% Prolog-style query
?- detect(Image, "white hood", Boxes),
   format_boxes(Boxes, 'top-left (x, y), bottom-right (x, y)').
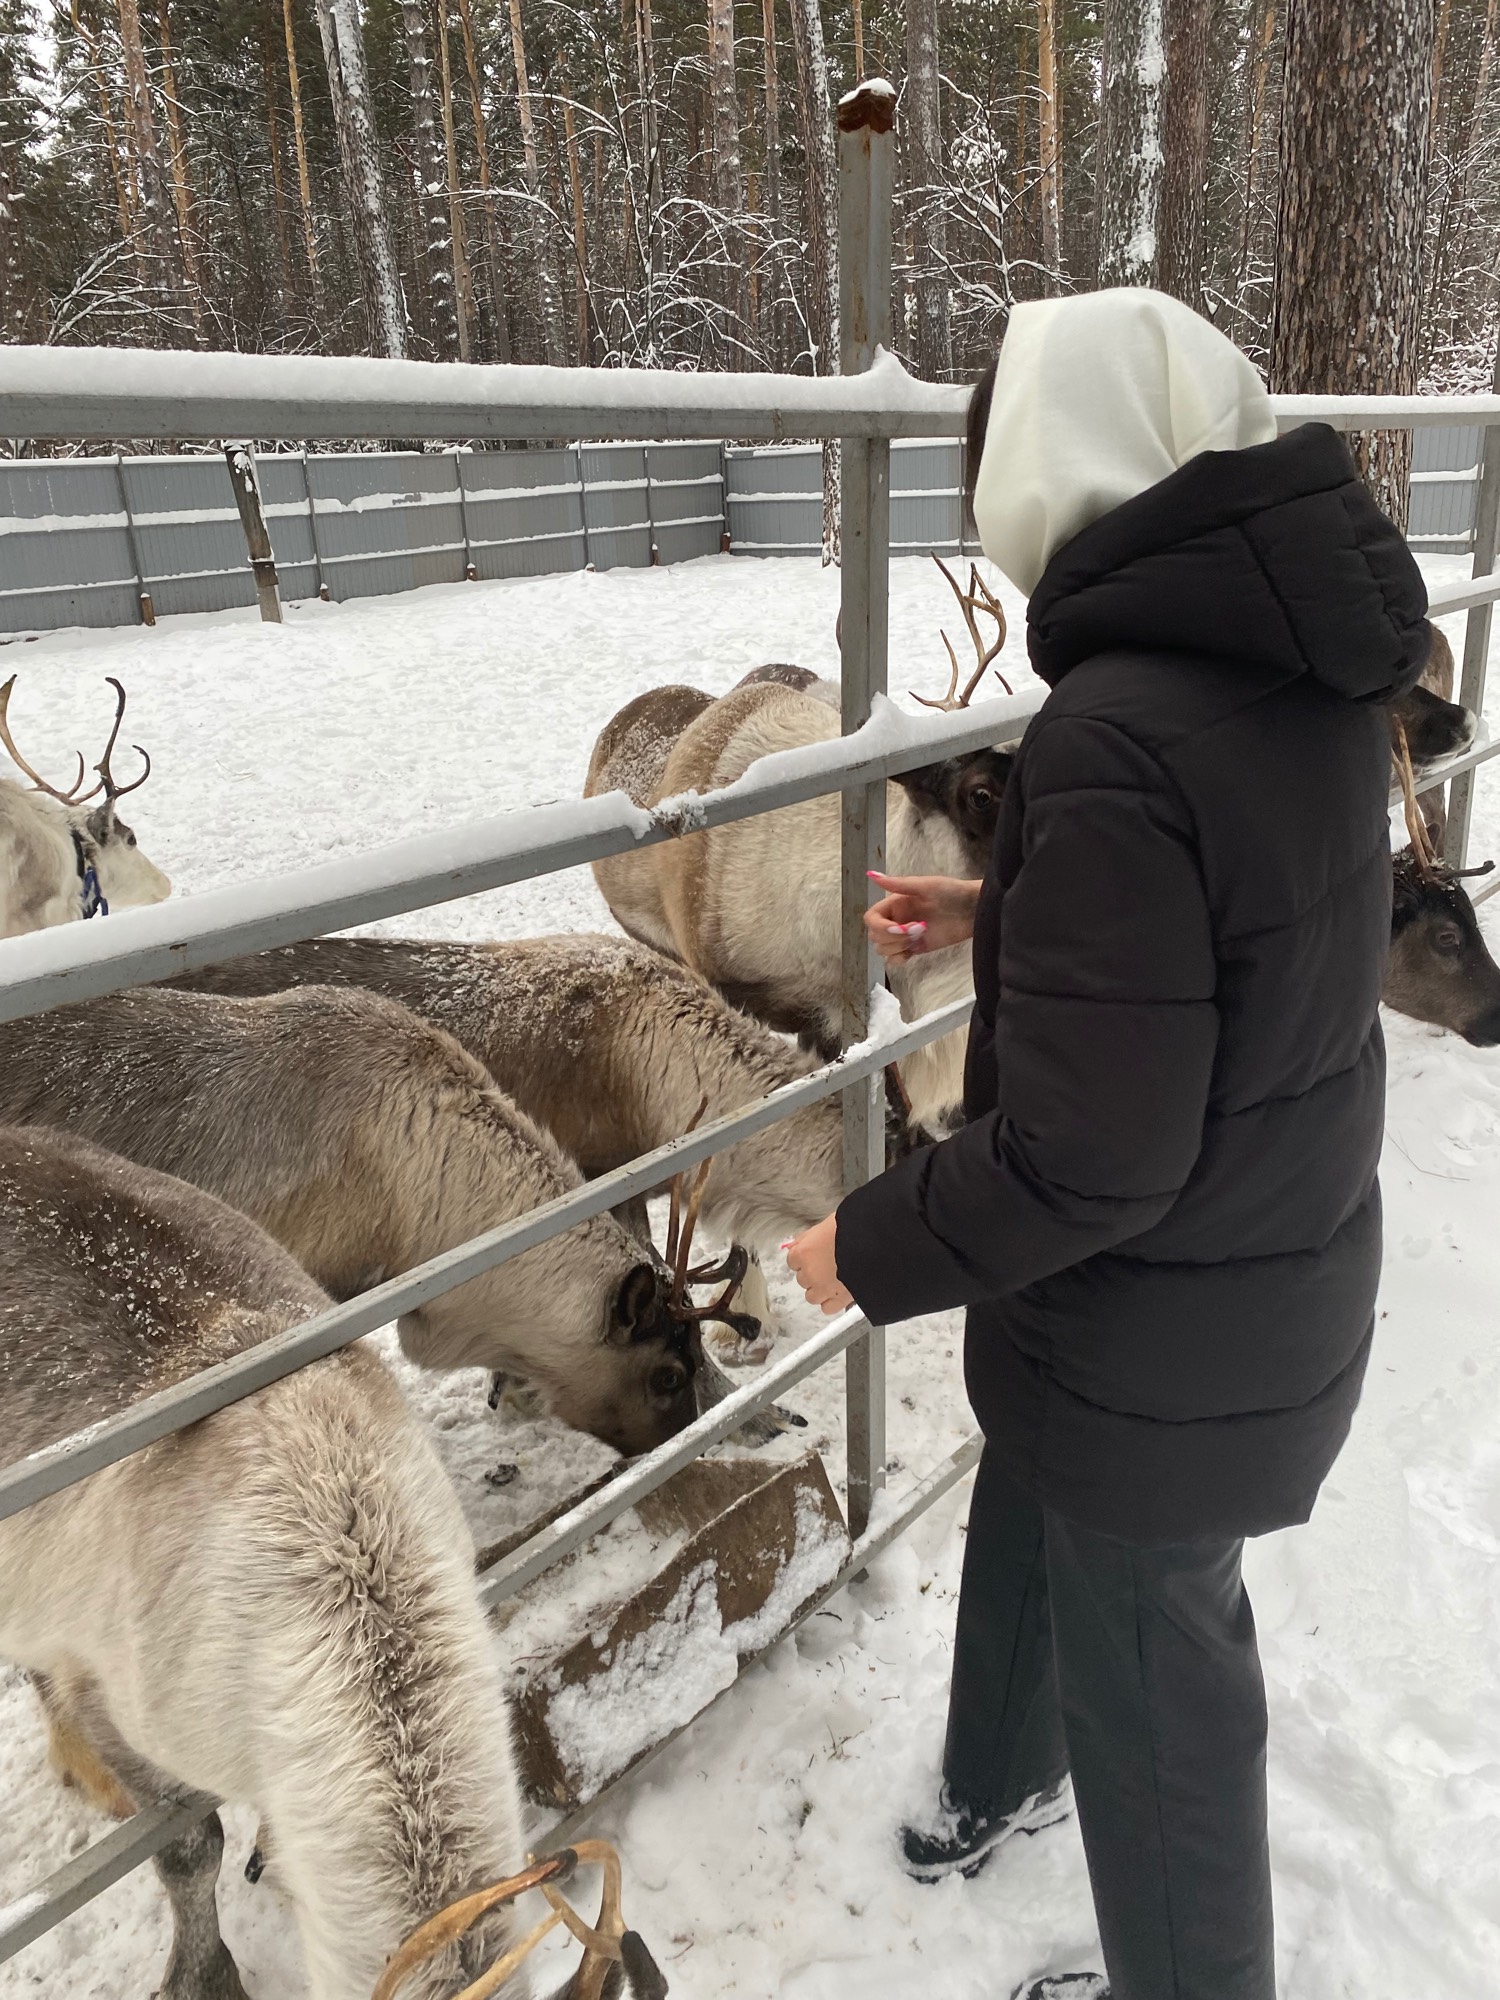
top-left (970, 288), bottom-right (1278, 596)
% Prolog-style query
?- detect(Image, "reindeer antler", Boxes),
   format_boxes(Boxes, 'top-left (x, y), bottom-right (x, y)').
top-left (1392, 718), bottom-right (1496, 885)
top-left (663, 1098), bottom-right (759, 1341)
top-left (0, 676), bottom-right (92, 803)
top-left (90, 677), bottom-right (152, 803)
top-left (913, 556), bottom-right (1013, 710)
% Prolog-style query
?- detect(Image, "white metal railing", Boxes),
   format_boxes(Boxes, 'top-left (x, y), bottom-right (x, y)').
top-left (5, 97), bottom-right (1500, 1975)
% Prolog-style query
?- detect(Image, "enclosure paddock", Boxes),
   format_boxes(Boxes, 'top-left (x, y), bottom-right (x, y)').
top-left (4, 94), bottom-right (1500, 1996)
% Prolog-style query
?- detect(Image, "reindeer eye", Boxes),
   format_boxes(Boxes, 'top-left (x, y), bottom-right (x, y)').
top-left (125, 831), bottom-right (137, 848)
top-left (969, 787), bottom-right (993, 811)
top-left (649, 1364), bottom-right (687, 1400)
top-left (1434, 926), bottom-right (1464, 956)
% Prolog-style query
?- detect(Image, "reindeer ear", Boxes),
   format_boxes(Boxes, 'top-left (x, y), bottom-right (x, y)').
top-left (608, 1262), bottom-right (668, 1344)
top-left (84, 801), bottom-right (116, 842)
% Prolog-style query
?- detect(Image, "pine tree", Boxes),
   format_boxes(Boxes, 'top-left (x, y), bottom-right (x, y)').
top-left (1271, 0), bottom-right (1433, 525)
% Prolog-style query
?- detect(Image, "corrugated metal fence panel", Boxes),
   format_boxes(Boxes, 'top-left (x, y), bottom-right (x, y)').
top-left (258, 455), bottom-right (321, 600)
top-left (1409, 423), bottom-right (1480, 549)
top-left (123, 455), bottom-right (255, 618)
top-left (725, 440), bottom-right (965, 556)
top-left (461, 447), bottom-right (587, 581)
top-left (725, 442), bottom-right (823, 554)
top-left (0, 458), bottom-right (142, 632)
top-left (308, 453), bottom-right (467, 601)
top-left (890, 440), bottom-right (963, 555)
top-left (647, 441), bottom-right (725, 566)
top-left (579, 442), bottom-right (652, 570)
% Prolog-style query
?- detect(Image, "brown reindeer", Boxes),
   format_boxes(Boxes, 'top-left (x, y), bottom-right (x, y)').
top-left (0, 676), bottom-right (170, 937)
top-left (1392, 625), bottom-right (1477, 846)
top-left (0, 984), bottom-right (708, 1455)
top-left (169, 931), bottom-right (845, 1354)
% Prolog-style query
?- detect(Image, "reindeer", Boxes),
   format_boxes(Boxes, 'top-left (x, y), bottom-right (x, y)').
top-left (0, 675), bottom-right (170, 938)
top-left (1392, 624), bottom-right (1477, 847)
top-left (1385, 723), bottom-right (1500, 1045)
top-left (0, 1123), bottom-right (538, 2000)
top-left (587, 558), bottom-right (1016, 1135)
top-left (0, 983), bottom-right (719, 1455)
top-left (168, 931), bottom-right (846, 1354)
top-left (2, 1127), bottom-right (667, 2000)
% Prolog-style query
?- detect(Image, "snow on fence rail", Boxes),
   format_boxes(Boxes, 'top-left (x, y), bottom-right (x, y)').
top-left (7, 110), bottom-right (1500, 1974)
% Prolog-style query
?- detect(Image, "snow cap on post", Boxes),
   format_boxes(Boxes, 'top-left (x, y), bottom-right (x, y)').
top-left (838, 78), bottom-right (897, 134)
top-left (971, 287), bottom-right (1277, 595)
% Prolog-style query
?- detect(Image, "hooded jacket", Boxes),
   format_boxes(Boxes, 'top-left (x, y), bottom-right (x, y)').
top-left (836, 328), bottom-right (1428, 1543)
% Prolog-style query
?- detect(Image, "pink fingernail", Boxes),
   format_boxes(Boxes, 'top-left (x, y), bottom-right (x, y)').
top-left (780, 1239), bottom-right (795, 1250)
top-left (903, 922), bottom-right (927, 936)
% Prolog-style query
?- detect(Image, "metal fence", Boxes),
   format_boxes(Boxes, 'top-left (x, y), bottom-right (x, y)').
top-left (0, 441), bottom-right (727, 633)
top-left (4, 91), bottom-right (1500, 1977)
top-left (1, 426), bottom-right (1481, 635)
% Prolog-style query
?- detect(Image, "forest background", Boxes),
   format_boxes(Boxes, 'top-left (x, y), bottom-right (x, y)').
top-left (0, 1), bottom-right (1489, 523)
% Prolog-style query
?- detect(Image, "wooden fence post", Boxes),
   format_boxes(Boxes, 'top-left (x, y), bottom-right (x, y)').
top-left (837, 78), bottom-right (894, 1541)
top-left (224, 441), bottom-right (283, 624)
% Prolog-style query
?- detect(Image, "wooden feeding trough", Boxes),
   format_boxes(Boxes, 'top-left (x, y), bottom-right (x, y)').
top-left (492, 1451), bottom-right (851, 1813)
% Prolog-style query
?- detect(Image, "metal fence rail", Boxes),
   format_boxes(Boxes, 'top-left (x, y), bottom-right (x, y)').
top-left (6, 91), bottom-right (1500, 1976)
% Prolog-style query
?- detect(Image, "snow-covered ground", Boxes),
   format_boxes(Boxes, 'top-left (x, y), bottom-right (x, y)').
top-left (2, 553), bottom-right (1499, 1998)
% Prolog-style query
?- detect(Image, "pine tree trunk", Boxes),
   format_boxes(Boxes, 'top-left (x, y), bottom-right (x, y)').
top-left (282, 0), bottom-right (324, 308)
top-left (1156, 0), bottom-right (1209, 303)
top-left (760, 0), bottom-right (784, 365)
top-left (706, 0), bottom-right (747, 350)
top-left (905, 0), bottom-right (952, 378)
top-left (72, 2), bottom-right (136, 249)
top-left (401, 0), bottom-right (459, 358)
top-left (1235, 0), bottom-right (1277, 291)
top-left (314, 0), bottom-right (408, 357)
top-left (155, 0), bottom-right (203, 323)
top-left (787, 0), bottom-right (839, 559)
top-left (1271, 0), bottom-right (1433, 528)
top-left (436, 1), bottom-right (475, 361)
top-left (115, 0), bottom-right (192, 335)
top-left (262, 37), bottom-right (298, 301)
top-left (561, 89), bottom-right (592, 361)
top-left (1098, 0), bottom-right (1164, 285)
top-left (1035, 0), bottom-right (1063, 285)
top-left (506, 0), bottom-right (569, 364)
top-left (454, 0), bottom-right (510, 362)
top-left (634, 0), bottom-right (664, 290)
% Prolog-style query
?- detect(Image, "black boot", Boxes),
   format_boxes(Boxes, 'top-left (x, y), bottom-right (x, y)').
top-left (1011, 1978), bottom-right (1109, 2000)
top-left (899, 1775), bottom-right (1071, 1883)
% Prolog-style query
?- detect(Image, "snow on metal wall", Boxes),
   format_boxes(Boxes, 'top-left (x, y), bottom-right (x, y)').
top-left (0, 441), bottom-right (726, 633)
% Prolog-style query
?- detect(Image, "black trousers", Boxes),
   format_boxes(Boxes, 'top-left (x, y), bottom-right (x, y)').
top-left (944, 1448), bottom-right (1276, 2000)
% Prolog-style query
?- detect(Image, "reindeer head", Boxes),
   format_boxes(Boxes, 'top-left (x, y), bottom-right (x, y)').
top-left (0, 676), bottom-right (171, 915)
top-left (1386, 721), bottom-right (1500, 1045)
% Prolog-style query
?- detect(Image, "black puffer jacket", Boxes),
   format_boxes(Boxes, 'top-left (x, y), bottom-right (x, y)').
top-left (836, 423), bottom-right (1429, 1544)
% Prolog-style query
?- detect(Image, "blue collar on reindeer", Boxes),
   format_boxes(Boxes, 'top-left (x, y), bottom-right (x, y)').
top-left (70, 828), bottom-right (108, 920)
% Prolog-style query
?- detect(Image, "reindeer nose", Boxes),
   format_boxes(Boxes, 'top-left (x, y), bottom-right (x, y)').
top-left (1463, 1007), bottom-right (1500, 1048)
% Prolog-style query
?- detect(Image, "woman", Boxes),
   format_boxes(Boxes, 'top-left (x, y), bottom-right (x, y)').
top-left (787, 289), bottom-right (1429, 2000)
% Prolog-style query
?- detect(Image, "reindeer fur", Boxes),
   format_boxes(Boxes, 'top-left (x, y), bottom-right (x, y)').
top-left (0, 1125), bottom-right (530, 2000)
top-left (169, 932), bottom-right (846, 1356)
top-left (645, 681), bottom-right (1010, 1133)
top-left (0, 778), bottom-right (170, 938)
top-left (0, 985), bottom-right (699, 1454)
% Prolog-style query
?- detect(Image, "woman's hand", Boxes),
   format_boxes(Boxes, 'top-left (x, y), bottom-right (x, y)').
top-left (784, 1215), bottom-right (854, 1316)
top-left (864, 871), bottom-right (984, 964)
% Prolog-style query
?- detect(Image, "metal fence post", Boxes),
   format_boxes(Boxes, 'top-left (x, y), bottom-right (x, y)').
top-left (223, 441), bottom-right (283, 624)
top-left (454, 449), bottom-right (477, 580)
top-left (301, 448), bottom-right (330, 601)
top-left (114, 455), bottom-right (155, 626)
top-left (837, 80), bottom-right (894, 1540)
top-left (1446, 382), bottom-right (1500, 868)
